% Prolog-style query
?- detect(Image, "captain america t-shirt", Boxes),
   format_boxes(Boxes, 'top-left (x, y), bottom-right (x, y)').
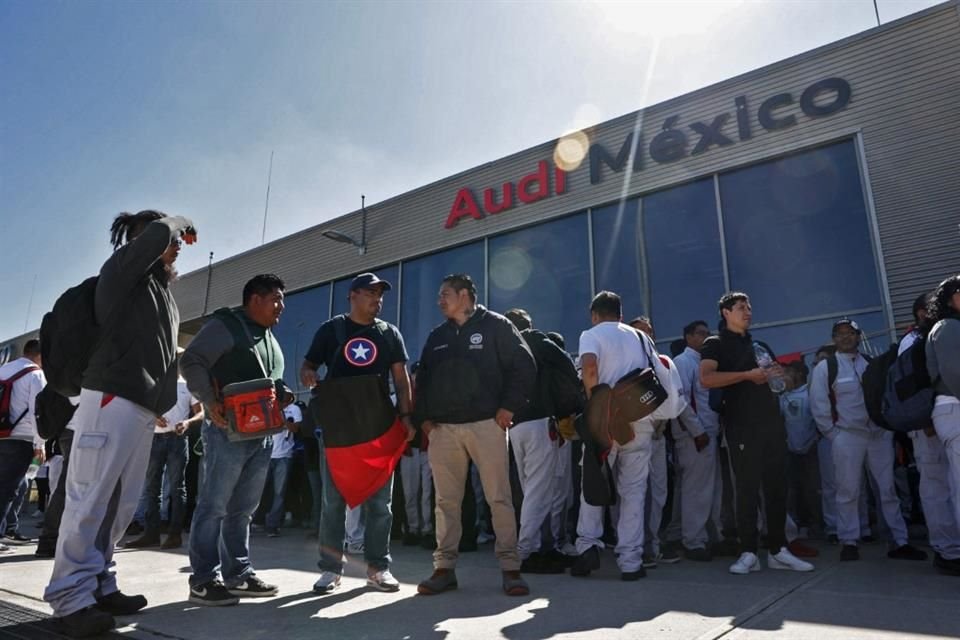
top-left (305, 315), bottom-right (408, 380)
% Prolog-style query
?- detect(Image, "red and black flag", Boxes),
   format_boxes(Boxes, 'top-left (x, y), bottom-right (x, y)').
top-left (309, 374), bottom-right (407, 508)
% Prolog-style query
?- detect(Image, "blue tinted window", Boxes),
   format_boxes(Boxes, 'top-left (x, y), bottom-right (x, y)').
top-left (401, 243), bottom-right (485, 364)
top-left (749, 311), bottom-right (888, 362)
top-left (719, 140), bottom-right (881, 322)
top-left (488, 213), bottom-right (591, 348)
top-left (643, 178), bottom-right (726, 338)
top-left (331, 265), bottom-right (400, 325)
top-left (271, 283), bottom-right (330, 399)
top-left (592, 198), bottom-right (645, 321)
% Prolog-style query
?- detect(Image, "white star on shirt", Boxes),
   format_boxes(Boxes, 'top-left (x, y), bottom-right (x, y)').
top-left (351, 343), bottom-right (370, 360)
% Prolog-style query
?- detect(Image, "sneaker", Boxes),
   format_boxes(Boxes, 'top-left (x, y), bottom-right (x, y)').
top-left (476, 531), bottom-right (495, 545)
top-left (265, 527), bottom-right (280, 538)
top-left (124, 534), bottom-right (161, 549)
top-left (560, 542), bottom-right (579, 557)
top-left (840, 545), bottom-right (860, 561)
top-left (729, 551), bottom-right (761, 575)
top-left (769, 547), bottom-right (814, 572)
top-left (53, 605), bottom-right (115, 637)
top-left (313, 572), bottom-right (342, 594)
top-left (160, 534), bottom-right (182, 550)
top-left (228, 575), bottom-right (278, 597)
top-left (502, 570), bottom-right (529, 596)
top-left (641, 553), bottom-right (657, 569)
top-left (0, 541), bottom-right (11, 553)
top-left (4, 532), bottom-right (34, 544)
top-left (570, 546), bottom-right (601, 577)
top-left (95, 591), bottom-right (147, 616)
top-left (887, 544), bottom-right (928, 561)
top-left (189, 581), bottom-right (239, 607)
top-left (934, 552), bottom-right (960, 576)
top-left (658, 547), bottom-right (681, 564)
top-left (417, 568), bottom-right (458, 595)
top-left (621, 568), bottom-right (647, 581)
top-left (521, 552), bottom-right (565, 574)
top-left (367, 568), bottom-right (400, 592)
top-left (684, 546), bottom-right (713, 562)
top-left (346, 541), bottom-right (365, 555)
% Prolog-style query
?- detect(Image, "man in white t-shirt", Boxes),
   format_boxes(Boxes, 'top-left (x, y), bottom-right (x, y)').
top-left (571, 291), bottom-right (662, 581)
top-left (127, 374), bottom-right (203, 550)
top-left (265, 403), bottom-right (302, 537)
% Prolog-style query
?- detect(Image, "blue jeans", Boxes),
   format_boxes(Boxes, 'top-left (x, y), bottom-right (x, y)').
top-left (0, 440), bottom-right (33, 532)
top-left (142, 433), bottom-right (189, 536)
top-left (188, 423), bottom-right (272, 588)
top-left (317, 445), bottom-right (393, 573)
top-left (265, 457), bottom-right (292, 529)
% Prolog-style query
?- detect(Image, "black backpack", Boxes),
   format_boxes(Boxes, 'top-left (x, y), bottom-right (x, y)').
top-left (525, 329), bottom-right (584, 418)
top-left (39, 276), bottom-right (100, 397)
top-left (34, 385), bottom-right (78, 441)
top-left (881, 336), bottom-right (934, 432)
top-left (857, 347), bottom-right (897, 430)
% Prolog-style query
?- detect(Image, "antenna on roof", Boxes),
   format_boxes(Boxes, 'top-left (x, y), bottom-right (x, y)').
top-left (261, 150), bottom-right (274, 245)
top-left (872, 0), bottom-right (880, 26)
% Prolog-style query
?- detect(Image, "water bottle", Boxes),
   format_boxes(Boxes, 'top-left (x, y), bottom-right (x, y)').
top-left (24, 457), bottom-right (41, 481)
top-left (753, 343), bottom-right (786, 394)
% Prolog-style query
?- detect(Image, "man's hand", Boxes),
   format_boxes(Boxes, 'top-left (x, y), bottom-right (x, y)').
top-left (495, 408), bottom-right (514, 430)
top-left (156, 416), bottom-right (169, 429)
top-left (33, 448), bottom-right (45, 464)
top-left (207, 401), bottom-right (229, 429)
top-left (693, 433), bottom-right (710, 452)
top-left (401, 416), bottom-right (416, 443)
top-left (763, 363), bottom-right (784, 382)
top-left (174, 421), bottom-right (187, 436)
top-left (300, 363), bottom-right (318, 389)
top-left (422, 420), bottom-right (436, 436)
top-left (286, 420), bottom-right (300, 434)
top-left (746, 368), bottom-right (768, 385)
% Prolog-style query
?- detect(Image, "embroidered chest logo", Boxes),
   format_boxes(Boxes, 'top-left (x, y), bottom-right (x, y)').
top-left (469, 333), bottom-right (484, 350)
top-left (344, 337), bottom-right (379, 367)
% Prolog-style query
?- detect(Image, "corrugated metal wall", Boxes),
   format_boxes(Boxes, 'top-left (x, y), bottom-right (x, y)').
top-left (167, 2), bottom-right (960, 329)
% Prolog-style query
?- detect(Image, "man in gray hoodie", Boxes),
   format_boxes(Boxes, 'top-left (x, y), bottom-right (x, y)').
top-left (44, 211), bottom-right (196, 638)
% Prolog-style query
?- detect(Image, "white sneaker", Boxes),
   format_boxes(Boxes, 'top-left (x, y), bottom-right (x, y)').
top-left (560, 542), bottom-right (579, 557)
top-left (769, 547), bottom-right (815, 572)
top-left (0, 542), bottom-right (10, 553)
top-left (346, 541), bottom-right (365, 555)
top-left (313, 572), bottom-right (342, 594)
top-left (729, 551), bottom-right (761, 575)
top-left (367, 568), bottom-right (400, 592)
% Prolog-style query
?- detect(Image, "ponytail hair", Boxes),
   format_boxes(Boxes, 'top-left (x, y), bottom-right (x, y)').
top-left (110, 210), bottom-right (166, 250)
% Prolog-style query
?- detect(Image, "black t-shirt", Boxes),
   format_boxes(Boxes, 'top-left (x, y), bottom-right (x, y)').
top-left (304, 315), bottom-right (408, 381)
top-left (700, 329), bottom-right (781, 426)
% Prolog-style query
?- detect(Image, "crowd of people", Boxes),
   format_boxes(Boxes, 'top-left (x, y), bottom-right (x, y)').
top-left (2, 209), bottom-right (959, 638)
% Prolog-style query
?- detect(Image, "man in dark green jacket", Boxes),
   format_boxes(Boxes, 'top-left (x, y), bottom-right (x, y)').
top-left (182, 274), bottom-right (291, 606)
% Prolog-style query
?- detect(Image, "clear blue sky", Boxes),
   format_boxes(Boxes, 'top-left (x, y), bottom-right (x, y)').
top-left (0, 0), bottom-right (942, 341)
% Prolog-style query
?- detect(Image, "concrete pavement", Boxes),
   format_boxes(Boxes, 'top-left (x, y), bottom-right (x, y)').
top-left (1, 530), bottom-right (958, 639)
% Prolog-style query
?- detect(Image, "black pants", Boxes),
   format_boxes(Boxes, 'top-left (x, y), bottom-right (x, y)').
top-left (725, 422), bottom-right (788, 553)
top-left (37, 430), bottom-right (74, 554)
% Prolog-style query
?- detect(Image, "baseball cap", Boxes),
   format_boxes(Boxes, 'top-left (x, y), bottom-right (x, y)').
top-left (832, 318), bottom-right (861, 333)
top-left (350, 272), bottom-right (392, 292)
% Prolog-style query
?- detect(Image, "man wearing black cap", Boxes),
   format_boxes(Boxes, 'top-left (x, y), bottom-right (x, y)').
top-left (809, 318), bottom-right (926, 562)
top-left (300, 272), bottom-right (415, 595)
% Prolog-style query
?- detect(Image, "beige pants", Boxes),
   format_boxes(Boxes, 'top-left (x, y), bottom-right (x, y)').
top-left (427, 418), bottom-right (520, 570)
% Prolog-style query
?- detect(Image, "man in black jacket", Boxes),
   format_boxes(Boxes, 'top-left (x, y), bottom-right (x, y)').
top-left (44, 211), bottom-right (195, 637)
top-left (414, 274), bottom-right (537, 596)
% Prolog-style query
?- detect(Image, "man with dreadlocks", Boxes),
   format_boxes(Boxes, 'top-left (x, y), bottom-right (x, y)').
top-left (44, 210), bottom-right (196, 637)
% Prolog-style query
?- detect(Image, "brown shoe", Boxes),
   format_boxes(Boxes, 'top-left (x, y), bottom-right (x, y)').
top-left (502, 570), bottom-right (529, 596)
top-left (160, 534), bottom-right (182, 550)
top-left (417, 569), bottom-right (458, 595)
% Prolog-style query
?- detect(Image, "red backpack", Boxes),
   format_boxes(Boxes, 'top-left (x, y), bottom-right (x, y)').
top-left (0, 365), bottom-right (40, 438)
